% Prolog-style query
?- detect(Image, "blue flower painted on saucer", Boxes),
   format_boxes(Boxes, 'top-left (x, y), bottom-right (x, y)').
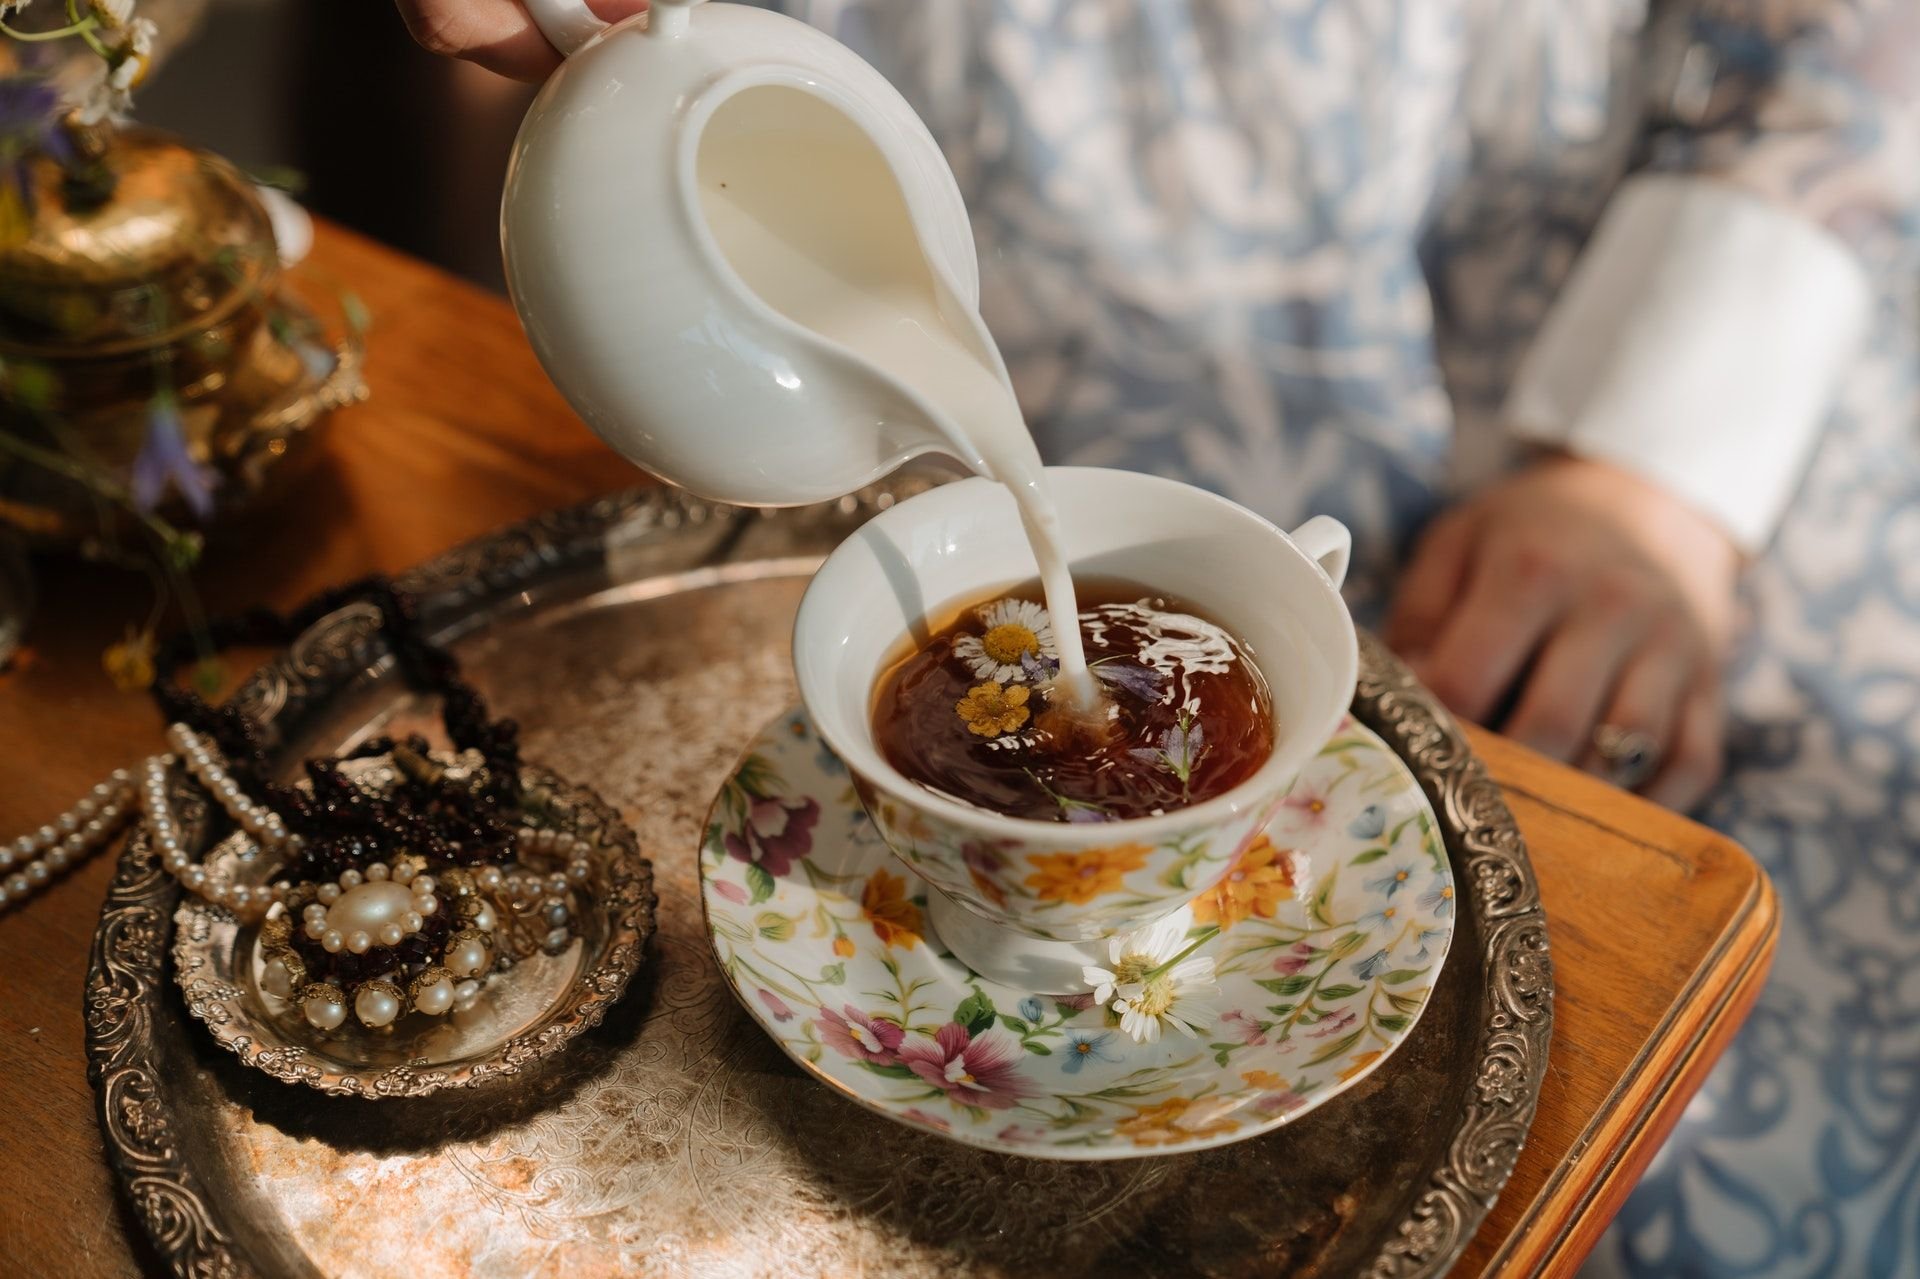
top-left (1060, 1029), bottom-right (1121, 1074)
top-left (1347, 803), bottom-right (1386, 839)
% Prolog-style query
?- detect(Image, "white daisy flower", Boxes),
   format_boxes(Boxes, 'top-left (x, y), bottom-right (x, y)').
top-left (83, 15), bottom-right (156, 122)
top-left (952, 597), bottom-right (1056, 683)
top-left (1113, 957), bottom-right (1219, 1044)
top-left (1081, 907), bottom-right (1220, 1044)
top-left (1083, 908), bottom-right (1190, 1004)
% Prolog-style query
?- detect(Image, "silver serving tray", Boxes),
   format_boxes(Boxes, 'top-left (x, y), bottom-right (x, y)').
top-left (85, 486), bottom-right (1553, 1278)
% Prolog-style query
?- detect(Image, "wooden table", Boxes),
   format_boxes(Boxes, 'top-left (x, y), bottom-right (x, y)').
top-left (0, 222), bottom-right (1777, 1277)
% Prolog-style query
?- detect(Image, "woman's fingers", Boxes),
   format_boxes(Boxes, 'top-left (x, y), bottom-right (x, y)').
top-left (1409, 540), bottom-right (1567, 725)
top-left (1503, 601), bottom-right (1648, 762)
top-left (396, 0), bottom-right (559, 79)
top-left (1384, 508), bottom-right (1476, 659)
top-left (1577, 626), bottom-right (1693, 777)
top-left (1642, 683), bottom-right (1725, 812)
top-left (396, 0), bottom-right (649, 80)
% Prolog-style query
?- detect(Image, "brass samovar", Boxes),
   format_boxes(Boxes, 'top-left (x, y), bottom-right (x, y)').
top-left (0, 122), bottom-right (364, 546)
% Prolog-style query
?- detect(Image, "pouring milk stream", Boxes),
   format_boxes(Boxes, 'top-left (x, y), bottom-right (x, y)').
top-left (695, 93), bottom-right (1099, 707)
top-left (503, 0), bottom-right (1102, 706)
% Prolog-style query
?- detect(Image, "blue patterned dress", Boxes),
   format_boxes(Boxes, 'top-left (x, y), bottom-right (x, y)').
top-left (771, 2), bottom-right (1920, 1274)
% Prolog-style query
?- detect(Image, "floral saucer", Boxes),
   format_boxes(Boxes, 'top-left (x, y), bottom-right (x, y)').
top-left (698, 708), bottom-right (1454, 1159)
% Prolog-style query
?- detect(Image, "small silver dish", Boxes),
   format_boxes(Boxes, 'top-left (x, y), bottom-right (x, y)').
top-left (170, 756), bottom-right (655, 1098)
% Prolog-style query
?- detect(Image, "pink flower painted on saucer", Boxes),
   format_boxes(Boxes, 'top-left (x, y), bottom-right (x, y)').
top-left (818, 1004), bottom-right (904, 1065)
top-left (724, 795), bottom-right (820, 878)
top-left (899, 1023), bottom-right (1036, 1111)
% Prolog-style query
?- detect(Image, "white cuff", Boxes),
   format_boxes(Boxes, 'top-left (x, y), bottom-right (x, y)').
top-left (1504, 174), bottom-right (1871, 553)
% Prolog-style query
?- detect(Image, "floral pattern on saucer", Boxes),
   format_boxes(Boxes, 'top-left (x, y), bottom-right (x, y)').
top-left (699, 708), bottom-right (1453, 1159)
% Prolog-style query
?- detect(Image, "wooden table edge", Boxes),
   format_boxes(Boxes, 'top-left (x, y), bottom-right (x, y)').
top-left (1478, 827), bottom-right (1781, 1277)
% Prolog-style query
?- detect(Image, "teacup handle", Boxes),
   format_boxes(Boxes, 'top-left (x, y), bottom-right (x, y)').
top-left (526, 0), bottom-right (700, 57)
top-left (1288, 515), bottom-right (1352, 590)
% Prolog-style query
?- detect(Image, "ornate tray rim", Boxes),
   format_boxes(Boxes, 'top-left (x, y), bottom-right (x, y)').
top-left (83, 485), bottom-right (1554, 1278)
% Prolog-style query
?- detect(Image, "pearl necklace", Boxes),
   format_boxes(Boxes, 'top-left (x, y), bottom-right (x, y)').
top-left (0, 769), bottom-right (137, 913)
top-left (4, 726), bottom-right (594, 927)
top-left (2, 727), bottom-right (309, 923)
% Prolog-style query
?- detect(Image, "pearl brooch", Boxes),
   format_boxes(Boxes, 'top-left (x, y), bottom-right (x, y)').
top-left (258, 857), bottom-right (512, 1030)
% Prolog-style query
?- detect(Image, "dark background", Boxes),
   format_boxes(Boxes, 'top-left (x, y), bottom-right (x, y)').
top-left (140, 0), bottom-right (532, 290)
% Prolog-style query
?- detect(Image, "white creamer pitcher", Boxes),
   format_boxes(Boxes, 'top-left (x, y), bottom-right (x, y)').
top-left (502, 0), bottom-right (1013, 506)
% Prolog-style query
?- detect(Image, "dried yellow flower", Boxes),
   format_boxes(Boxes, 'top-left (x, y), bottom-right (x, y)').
top-left (102, 626), bottom-right (156, 692)
top-left (955, 681), bottom-right (1031, 737)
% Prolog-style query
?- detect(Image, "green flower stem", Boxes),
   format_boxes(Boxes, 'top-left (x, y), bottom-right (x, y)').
top-left (1273, 949), bottom-right (1352, 1039)
top-left (1022, 767), bottom-right (1111, 822)
top-left (165, 553), bottom-right (216, 672)
top-left (1217, 920), bottom-right (1349, 971)
top-left (731, 951), bottom-right (818, 1010)
top-left (797, 859), bottom-right (861, 888)
top-left (1140, 925), bottom-right (1220, 982)
top-left (0, 14), bottom-right (98, 40)
top-left (64, 0), bottom-right (116, 58)
top-left (879, 952), bottom-right (937, 1031)
top-left (1365, 982), bottom-right (1399, 1046)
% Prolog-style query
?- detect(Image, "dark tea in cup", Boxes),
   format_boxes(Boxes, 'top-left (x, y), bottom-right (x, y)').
top-left (872, 581), bottom-right (1275, 823)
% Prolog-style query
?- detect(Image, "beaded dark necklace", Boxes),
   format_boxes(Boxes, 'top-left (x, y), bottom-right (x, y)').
top-left (149, 576), bottom-right (524, 883)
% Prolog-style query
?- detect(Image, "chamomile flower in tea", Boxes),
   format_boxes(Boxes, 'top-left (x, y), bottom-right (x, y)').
top-left (954, 597), bottom-right (1056, 683)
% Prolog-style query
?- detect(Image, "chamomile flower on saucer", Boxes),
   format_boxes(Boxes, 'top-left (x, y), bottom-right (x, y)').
top-left (1114, 955), bottom-right (1219, 1044)
top-left (954, 598), bottom-right (1056, 683)
top-left (1082, 906), bottom-right (1221, 1044)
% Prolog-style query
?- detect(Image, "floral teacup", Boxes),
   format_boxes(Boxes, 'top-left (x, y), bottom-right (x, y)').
top-left (792, 467), bottom-right (1357, 987)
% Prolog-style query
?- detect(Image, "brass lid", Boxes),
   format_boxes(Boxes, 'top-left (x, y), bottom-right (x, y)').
top-left (0, 125), bottom-right (278, 358)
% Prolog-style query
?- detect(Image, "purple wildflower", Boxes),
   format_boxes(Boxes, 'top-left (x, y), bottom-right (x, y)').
top-left (1020, 651), bottom-right (1059, 684)
top-left (129, 394), bottom-right (217, 519)
top-left (1093, 659), bottom-right (1163, 702)
top-left (1131, 714), bottom-right (1207, 785)
top-left (0, 76), bottom-right (75, 229)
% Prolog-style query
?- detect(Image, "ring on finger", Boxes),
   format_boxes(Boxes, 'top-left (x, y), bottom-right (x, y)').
top-left (1591, 723), bottom-right (1662, 791)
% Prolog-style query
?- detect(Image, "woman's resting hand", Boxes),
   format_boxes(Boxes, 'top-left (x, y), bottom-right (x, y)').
top-left (1386, 454), bottom-right (1740, 811)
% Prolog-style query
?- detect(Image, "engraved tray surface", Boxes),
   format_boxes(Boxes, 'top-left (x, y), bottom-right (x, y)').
top-left (85, 487), bottom-right (1553, 1278)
